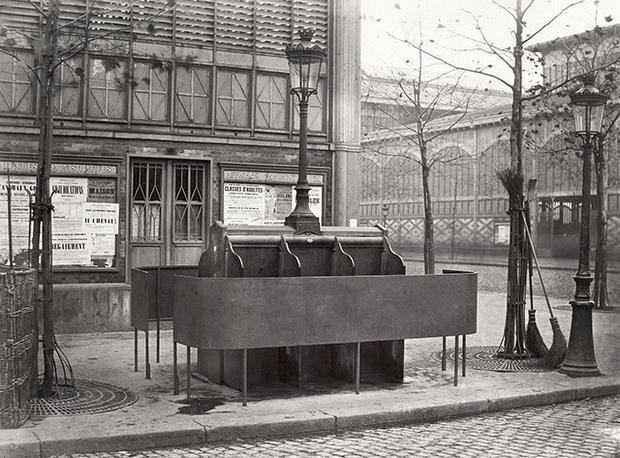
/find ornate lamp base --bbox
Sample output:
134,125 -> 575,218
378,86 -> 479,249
559,282 -> 601,377
284,213 -> 321,235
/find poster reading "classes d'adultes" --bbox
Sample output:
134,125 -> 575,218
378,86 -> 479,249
223,182 -> 322,225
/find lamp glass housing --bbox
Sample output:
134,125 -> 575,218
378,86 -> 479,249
570,75 -> 608,138
287,52 -> 323,95
286,29 -> 325,96
572,103 -> 605,137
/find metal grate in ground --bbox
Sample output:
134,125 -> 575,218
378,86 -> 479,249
432,346 -> 547,372
30,379 -> 138,416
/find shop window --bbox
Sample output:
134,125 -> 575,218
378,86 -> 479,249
174,163 -> 204,241
88,57 -> 127,119
175,65 -> 211,124
255,74 -> 287,130
133,61 -> 169,121
216,69 -> 249,127
54,57 -> 82,116
131,162 -> 163,241
293,79 -> 325,132
0,52 -> 34,114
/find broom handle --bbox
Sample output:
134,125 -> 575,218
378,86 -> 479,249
521,211 -> 555,318
525,207 -> 535,311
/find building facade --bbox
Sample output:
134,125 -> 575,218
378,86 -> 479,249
359,109 -> 620,258
358,26 -> 620,259
0,0 -> 361,331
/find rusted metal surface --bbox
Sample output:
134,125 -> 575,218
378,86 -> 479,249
173,272 -> 477,350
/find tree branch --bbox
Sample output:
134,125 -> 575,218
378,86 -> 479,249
489,1 -> 517,21
396,37 -> 513,89
523,0 -> 583,45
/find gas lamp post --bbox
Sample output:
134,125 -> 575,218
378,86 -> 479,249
560,73 -> 608,377
284,29 -> 326,234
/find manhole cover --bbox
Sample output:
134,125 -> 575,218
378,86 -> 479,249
30,379 -> 138,416
431,346 -> 547,372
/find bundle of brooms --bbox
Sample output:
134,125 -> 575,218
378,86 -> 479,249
497,168 -> 566,368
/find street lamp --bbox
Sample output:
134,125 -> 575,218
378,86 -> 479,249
382,203 -> 389,227
560,73 -> 608,377
284,29 -> 326,234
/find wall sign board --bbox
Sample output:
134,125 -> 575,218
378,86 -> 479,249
1,167 -> 118,268
221,165 -> 326,226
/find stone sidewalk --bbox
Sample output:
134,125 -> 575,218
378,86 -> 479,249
1,292 -> 619,458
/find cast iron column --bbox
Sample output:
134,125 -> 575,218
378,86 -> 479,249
285,93 -> 320,234
559,139 -> 601,376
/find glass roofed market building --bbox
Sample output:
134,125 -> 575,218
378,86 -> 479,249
0,0 -> 362,332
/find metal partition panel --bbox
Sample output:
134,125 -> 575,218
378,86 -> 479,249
174,272 -> 477,350
130,268 -> 150,331
157,266 -> 199,319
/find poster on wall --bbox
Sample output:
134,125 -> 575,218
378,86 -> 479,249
88,178 -> 116,202
51,177 -> 88,233
52,233 -> 91,266
494,222 -> 510,246
223,181 -> 323,225
0,175 -> 36,266
0,173 -> 117,267
84,202 -> 119,234
50,177 -> 89,264
84,202 -> 119,267
223,183 -> 267,225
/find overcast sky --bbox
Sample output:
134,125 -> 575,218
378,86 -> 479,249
361,0 -> 617,90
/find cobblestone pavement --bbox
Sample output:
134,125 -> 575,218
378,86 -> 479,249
60,395 -> 620,458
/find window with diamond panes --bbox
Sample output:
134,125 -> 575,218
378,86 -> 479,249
54,57 -> 82,116
132,162 -> 163,241
0,52 -> 34,114
293,79 -> 325,132
175,65 -> 211,124
216,70 -> 249,127
88,58 -> 127,119
174,164 -> 205,242
255,74 -> 287,130
133,61 -> 169,122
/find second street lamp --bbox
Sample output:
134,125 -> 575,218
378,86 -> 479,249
382,203 -> 389,227
284,29 -> 326,234
560,73 -> 608,377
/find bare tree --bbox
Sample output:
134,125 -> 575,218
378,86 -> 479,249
0,0 -> 175,396
362,9 -> 479,274
397,0 -> 620,357
528,22 -> 620,308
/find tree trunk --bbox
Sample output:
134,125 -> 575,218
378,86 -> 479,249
593,138 -> 609,309
421,160 -> 434,274
499,0 -> 527,357
35,0 -> 60,398
450,177 -> 458,260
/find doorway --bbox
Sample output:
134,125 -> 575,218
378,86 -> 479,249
129,159 -> 208,270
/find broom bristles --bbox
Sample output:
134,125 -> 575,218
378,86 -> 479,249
525,310 -> 548,358
497,167 -> 525,202
543,316 -> 567,369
